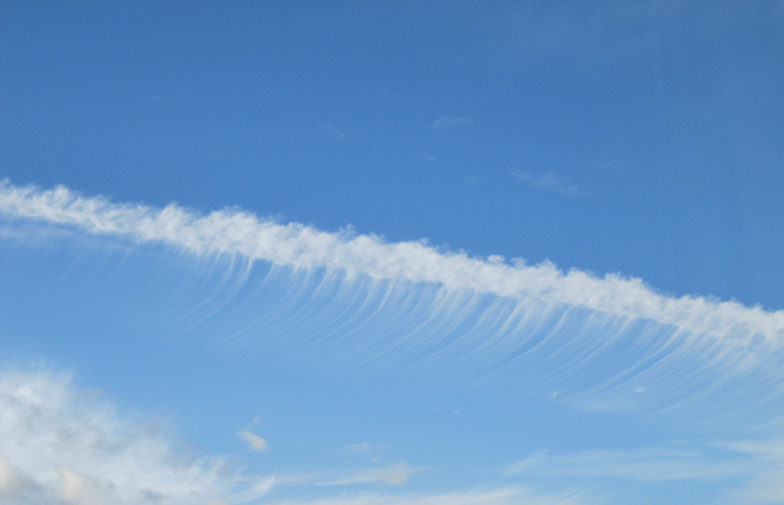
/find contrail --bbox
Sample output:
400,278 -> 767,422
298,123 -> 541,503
1,181 -> 781,343
2,180 -> 783,424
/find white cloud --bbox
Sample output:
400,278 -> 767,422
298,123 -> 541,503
58,467 -> 117,505
1,180 -> 781,349
0,369 -> 462,505
0,370 -> 251,505
237,431 -> 268,452
511,170 -> 587,196
428,117 -> 472,130
0,454 -> 43,502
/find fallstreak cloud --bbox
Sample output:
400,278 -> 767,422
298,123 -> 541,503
1,182 -> 781,339
1,180 -> 783,418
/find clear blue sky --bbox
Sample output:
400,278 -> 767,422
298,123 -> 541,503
1,2 -> 783,505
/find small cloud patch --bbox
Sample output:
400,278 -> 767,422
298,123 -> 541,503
348,442 -> 372,454
238,430 -> 268,452
511,170 -> 587,196
429,117 -> 472,130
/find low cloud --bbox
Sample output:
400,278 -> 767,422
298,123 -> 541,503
0,370 -> 248,505
0,455 -> 43,502
58,467 -> 117,505
428,117 -> 472,130
0,369 -> 448,504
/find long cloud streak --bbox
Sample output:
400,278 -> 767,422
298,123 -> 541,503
1,181 -> 781,344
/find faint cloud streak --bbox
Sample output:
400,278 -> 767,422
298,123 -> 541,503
511,170 -> 587,196
428,117 -> 472,130
264,486 -> 590,505
414,153 -> 438,162
319,124 -> 346,139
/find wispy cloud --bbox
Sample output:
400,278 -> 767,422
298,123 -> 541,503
238,430 -> 268,452
319,124 -> 346,139
511,170 -> 587,196
264,486 -> 591,505
318,462 -> 416,486
428,117 -> 472,130
267,461 -> 420,489
507,447 -> 757,482
717,439 -> 784,503
507,442 -> 784,503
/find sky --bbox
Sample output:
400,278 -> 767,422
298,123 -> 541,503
1,1 -> 784,504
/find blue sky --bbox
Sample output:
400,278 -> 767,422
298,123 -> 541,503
1,2 -> 784,504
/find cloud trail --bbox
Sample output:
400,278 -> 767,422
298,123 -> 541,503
1,181 -> 780,343
1,181 -> 784,424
